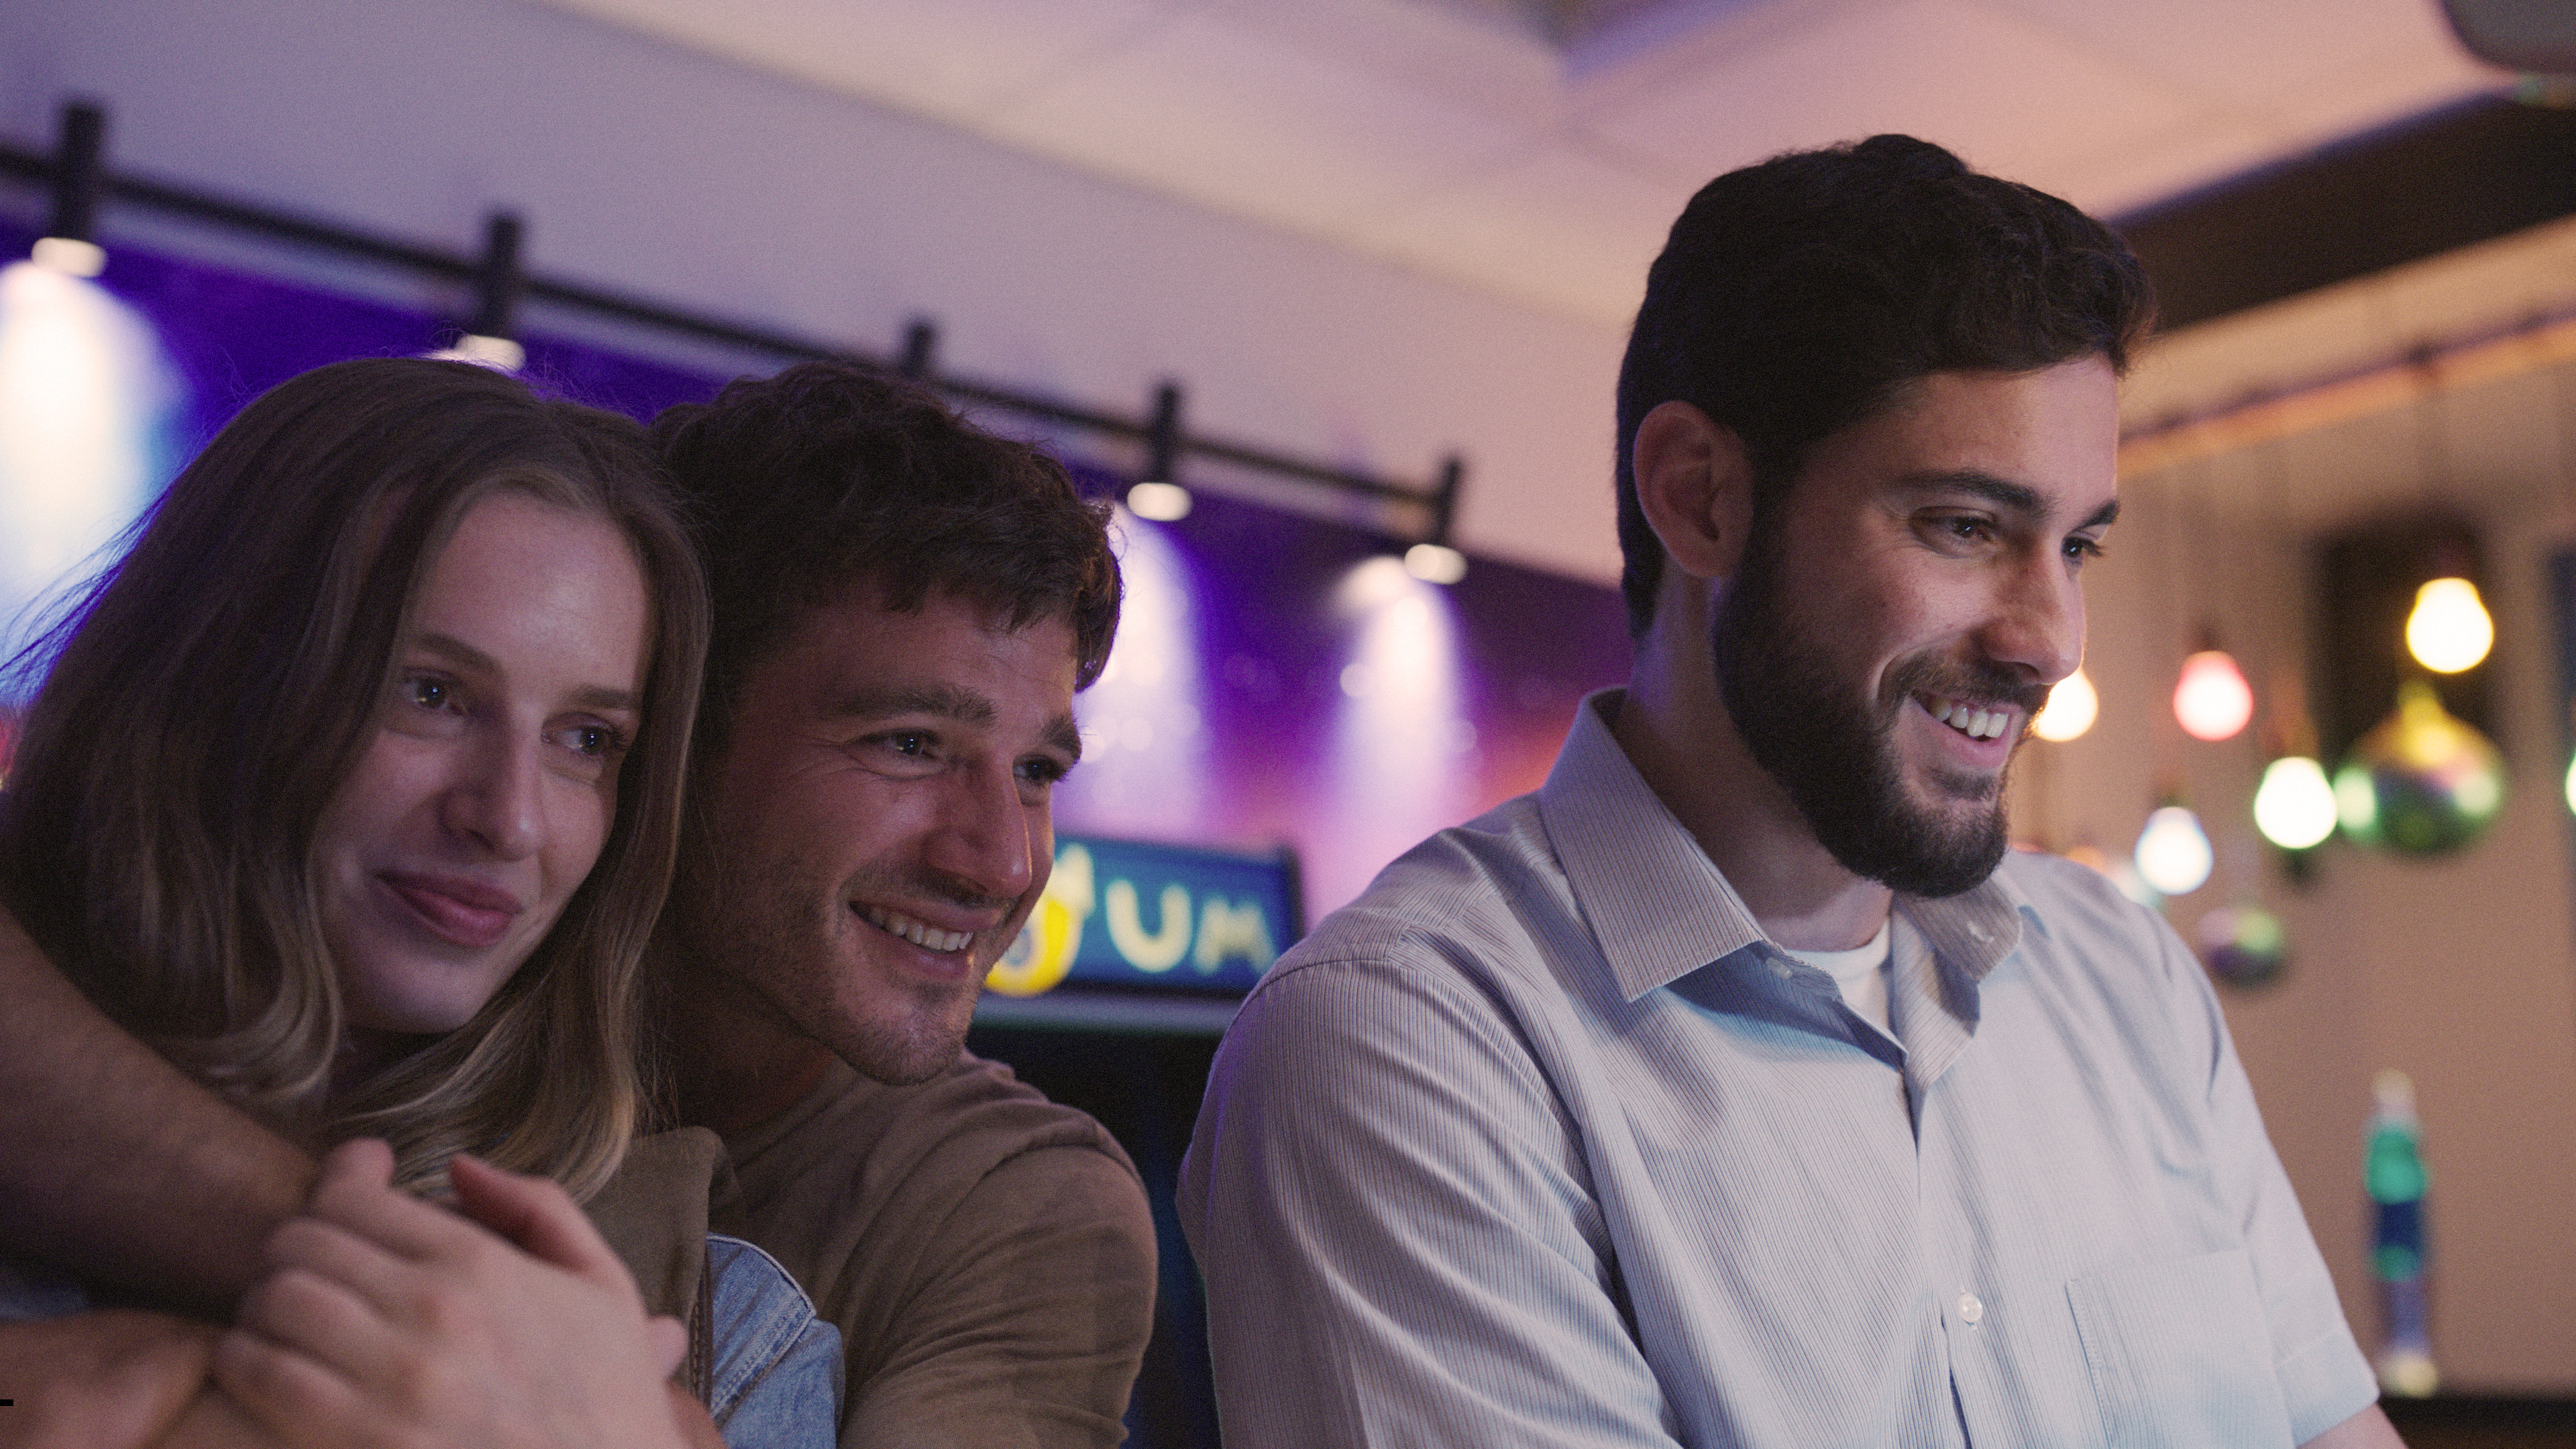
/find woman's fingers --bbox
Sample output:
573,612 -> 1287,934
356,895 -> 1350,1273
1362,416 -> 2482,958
445,1152 -> 633,1297
216,1146 -> 691,1449
233,1241 -> 421,1390
299,1140 -> 482,1264
644,1313 -> 688,1380
209,1325 -> 371,1446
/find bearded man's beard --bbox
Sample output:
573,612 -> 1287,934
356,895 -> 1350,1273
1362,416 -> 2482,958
1709,526 -> 2042,898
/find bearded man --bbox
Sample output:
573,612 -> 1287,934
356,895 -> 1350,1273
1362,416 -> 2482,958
1179,136 -> 2400,1449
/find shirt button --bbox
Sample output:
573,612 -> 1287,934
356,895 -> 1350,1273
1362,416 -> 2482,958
1769,959 -> 1794,979
1957,1292 -> 1985,1325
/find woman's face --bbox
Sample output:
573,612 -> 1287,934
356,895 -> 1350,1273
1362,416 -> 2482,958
313,491 -> 652,1044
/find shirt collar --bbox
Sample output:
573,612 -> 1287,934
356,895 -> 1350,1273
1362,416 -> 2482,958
1537,688 -> 2036,1008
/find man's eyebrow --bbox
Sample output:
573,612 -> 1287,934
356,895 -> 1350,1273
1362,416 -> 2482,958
1044,714 -> 1083,764
1904,472 -> 2120,531
1902,471 -> 2043,515
833,684 -> 998,725
832,685 -> 1083,763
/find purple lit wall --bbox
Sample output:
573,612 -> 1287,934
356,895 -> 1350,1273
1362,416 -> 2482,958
1054,482 -> 1629,914
0,222 -> 1633,906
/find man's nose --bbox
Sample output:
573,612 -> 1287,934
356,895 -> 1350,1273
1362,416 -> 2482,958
1982,550 -> 2085,686
922,766 -> 1038,906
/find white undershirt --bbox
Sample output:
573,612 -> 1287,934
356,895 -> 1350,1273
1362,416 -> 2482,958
1781,918 -> 1894,1036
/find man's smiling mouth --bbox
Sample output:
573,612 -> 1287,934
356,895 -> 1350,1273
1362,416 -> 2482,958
1921,694 -> 2013,741
856,903 -> 975,953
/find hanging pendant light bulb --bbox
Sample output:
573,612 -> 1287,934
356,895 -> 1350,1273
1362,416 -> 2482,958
2335,679 -> 2505,854
2031,667 -> 2098,742
2404,577 -> 2493,674
2253,755 -> 2339,850
2134,805 -> 2214,896
2197,904 -> 2289,987
2174,649 -> 2254,742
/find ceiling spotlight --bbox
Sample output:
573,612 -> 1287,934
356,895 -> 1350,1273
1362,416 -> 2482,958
1140,381 -> 1181,483
29,237 -> 104,277
37,102 -> 109,278
427,333 -> 525,372
1124,380 -> 1190,519
1403,542 -> 1466,585
1126,480 -> 1191,522
899,317 -> 938,380
425,212 -> 526,372
1394,455 -> 1470,586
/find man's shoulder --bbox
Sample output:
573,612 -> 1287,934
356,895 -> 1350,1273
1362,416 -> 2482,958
732,1052 -> 1136,1195
1989,847 -> 2182,973
721,1053 -> 1149,1318
1981,847 -> 2215,1043
1265,791 -> 1566,993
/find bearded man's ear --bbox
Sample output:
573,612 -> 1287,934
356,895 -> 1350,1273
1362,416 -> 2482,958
1632,400 -> 1754,585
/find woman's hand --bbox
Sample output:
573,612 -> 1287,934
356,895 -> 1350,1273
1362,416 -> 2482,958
209,1140 -> 704,1449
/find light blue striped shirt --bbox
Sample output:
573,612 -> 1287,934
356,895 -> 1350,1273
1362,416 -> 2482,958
1181,691 -> 2375,1448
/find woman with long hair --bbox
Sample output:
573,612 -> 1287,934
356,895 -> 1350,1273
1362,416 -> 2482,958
0,358 -> 833,1446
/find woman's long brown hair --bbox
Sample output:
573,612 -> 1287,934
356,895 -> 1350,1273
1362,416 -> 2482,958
0,358 -> 708,1201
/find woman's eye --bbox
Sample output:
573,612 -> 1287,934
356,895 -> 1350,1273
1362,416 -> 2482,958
405,676 -> 453,710
553,716 -> 628,757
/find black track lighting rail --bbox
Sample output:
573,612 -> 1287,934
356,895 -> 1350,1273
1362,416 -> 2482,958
0,104 -> 1464,537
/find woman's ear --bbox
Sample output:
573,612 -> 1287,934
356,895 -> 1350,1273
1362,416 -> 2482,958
1632,400 -> 1754,582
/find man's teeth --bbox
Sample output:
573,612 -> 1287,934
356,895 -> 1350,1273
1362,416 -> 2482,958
1925,696 -> 2011,740
859,905 -> 973,953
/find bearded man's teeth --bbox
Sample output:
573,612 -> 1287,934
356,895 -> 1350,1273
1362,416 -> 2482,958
859,905 -> 973,953
1925,695 -> 2010,741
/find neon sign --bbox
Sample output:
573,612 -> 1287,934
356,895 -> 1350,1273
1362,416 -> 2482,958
985,834 -> 1298,998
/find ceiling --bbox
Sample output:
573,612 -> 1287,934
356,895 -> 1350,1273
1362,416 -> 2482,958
523,0 -> 2509,328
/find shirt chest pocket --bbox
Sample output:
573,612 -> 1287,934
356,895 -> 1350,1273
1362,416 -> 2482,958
2064,1248 -> 2296,1449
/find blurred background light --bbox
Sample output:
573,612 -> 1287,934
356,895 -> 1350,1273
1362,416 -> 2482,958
2198,903 -> 2289,987
2031,666 -> 2098,742
1055,506 -> 1208,835
2135,804 -> 2215,896
2404,577 -> 2493,673
30,237 -> 105,277
1126,480 -> 1191,521
2335,679 -> 2504,855
0,258 -> 183,690
2174,649 -> 2255,741
2253,755 -> 2339,850
1327,555 -> 1469,891
423,332 -> 525,372
1403,541 -> 1466,585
